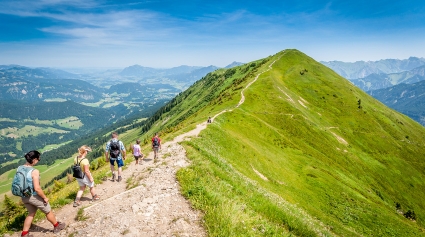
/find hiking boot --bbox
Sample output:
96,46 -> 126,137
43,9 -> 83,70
53,222 -> 66,233
112,173 -> 116,182
117,176 -> 122,182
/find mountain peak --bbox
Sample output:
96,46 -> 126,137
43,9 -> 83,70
224,61 -> 244,68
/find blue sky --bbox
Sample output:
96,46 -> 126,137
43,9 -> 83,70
1,0 -> 425,68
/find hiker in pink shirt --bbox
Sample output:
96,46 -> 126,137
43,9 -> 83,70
132,139 -> 144,165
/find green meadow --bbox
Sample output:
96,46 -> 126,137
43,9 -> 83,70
2,49 -> 425,236
149,50 -> 425,236
0,116 -> 83,139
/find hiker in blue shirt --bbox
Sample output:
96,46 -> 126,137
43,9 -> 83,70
105,132 -> 126,182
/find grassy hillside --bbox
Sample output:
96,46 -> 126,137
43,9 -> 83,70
138,49 -> 425,236
2,49 -> 425,236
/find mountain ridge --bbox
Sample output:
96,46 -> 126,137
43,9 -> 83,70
322,57 -> 425,79
370,79 -> 425,126
143,49 -> 425,236
350,64 -> 425,91
2,50 -> 425,236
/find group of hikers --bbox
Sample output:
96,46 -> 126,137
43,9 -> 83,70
12,131 -> 162,237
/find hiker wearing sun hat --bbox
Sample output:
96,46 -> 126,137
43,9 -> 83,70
73,145 -> 100,207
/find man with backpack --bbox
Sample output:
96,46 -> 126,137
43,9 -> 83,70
105,132 -> 126,182
152,132 -> 161,161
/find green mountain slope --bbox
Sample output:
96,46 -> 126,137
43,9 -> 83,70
138,50 -> 425,236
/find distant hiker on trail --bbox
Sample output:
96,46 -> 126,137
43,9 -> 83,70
207,116 -> 212,123
73,145 -> 100,207
132,139 -> 144,165
152,133 -> 161,161
14,150 -> 66,237
105,131 -> 126,182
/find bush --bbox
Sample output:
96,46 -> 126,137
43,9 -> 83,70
1,195 -> 26,231
52,180 -> 65,193
395,202 -> 401,210
403,210 -> 416,220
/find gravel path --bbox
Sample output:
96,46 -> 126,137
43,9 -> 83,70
6,140 -> 206,237
5,56 -> 282,237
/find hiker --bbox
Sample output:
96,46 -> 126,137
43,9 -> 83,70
132,139 -> 144,165
105,131 -> 126,182
18,150 -> 66,236
152,133 -> 161,161
73,145 -> 100,207
207,116 -> 212,123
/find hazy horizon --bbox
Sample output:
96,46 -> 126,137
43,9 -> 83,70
1,0 -> 425,68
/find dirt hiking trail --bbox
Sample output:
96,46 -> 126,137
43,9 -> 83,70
5,58 -> 280,237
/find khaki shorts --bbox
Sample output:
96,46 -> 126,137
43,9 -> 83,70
22,195 -> 51,214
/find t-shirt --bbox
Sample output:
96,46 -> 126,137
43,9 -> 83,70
74,156 -> 90,168
105,139 -> 126,160
133,144 -> 142,156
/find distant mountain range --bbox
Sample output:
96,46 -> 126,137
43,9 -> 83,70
120,65 -> 202,77
350,65 -> 425,91
322,57 -> 425,79
0,69 -> 101,102
369,80 -> 425,126
322,57 -> 425,126
0,61 -> 243,160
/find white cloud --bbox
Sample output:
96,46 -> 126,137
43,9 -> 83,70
1,0 -> 425,67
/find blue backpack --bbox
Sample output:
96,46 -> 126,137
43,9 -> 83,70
11,166 -> 34,197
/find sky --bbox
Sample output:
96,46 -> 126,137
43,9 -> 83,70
1,0 -> 425,68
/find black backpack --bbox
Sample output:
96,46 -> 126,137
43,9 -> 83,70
109,140 -> 121,158
73,158 -> 87,179
153,137 -> 159,147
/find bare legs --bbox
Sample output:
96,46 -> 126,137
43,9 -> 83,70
23,211 -> 57,232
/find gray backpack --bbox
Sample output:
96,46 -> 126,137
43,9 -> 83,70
11,166 -> 34,197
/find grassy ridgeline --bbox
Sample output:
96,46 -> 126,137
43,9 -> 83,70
2,49 -> 425,236
175,50 -> 425,236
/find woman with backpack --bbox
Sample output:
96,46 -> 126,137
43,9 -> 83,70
18,150 -> 66,236
132,139 -> 144,165
73,145 -> 100,207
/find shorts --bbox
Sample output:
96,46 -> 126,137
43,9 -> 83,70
153,147 -> 159,153
76,174 -> 95,188
22,195 -> 51,214
134,155 -> 143,160
109,158 -> 124,167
